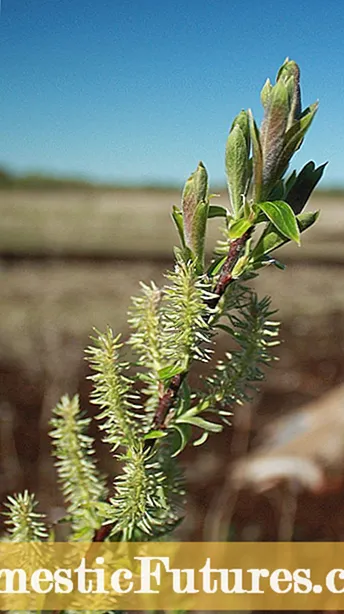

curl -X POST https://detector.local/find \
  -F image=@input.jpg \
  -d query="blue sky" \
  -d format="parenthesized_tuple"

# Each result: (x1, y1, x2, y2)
(1, 0, 343, 186)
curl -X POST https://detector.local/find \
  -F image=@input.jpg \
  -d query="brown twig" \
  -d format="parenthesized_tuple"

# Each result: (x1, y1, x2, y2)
(152, 373, 185, 430)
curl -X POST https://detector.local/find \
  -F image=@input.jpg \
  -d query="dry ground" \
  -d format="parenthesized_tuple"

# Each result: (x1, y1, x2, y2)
(1, 188, 343, 260)
(0, 188, 344, 542)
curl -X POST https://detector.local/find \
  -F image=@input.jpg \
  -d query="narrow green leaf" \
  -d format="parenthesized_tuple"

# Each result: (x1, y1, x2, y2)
(158, 361, 187, 381)
(225, 124, 249, 217)
(170, 424, 191, 457)
(207, 255, 227, 276)
(231, 254, 250, 279)
(275, 102, 318, 179)
(177, 414, 223, 433)
(229, 218, 253, 239)
(299, 210, 320, 230)
(287, 102, 318, 150)
(172, 206, 186, 247)
(248, 109, 263, 201)
(257, 200, 300, 244)
(193, 431, 209, 446)
(216, 323, 234, 335)
(143, 430, 167, 440)
(191, 200, 209, 273)
(179, 379, 191, 414)
(272, 259, 286, 270)
(285, 161, 327, 214)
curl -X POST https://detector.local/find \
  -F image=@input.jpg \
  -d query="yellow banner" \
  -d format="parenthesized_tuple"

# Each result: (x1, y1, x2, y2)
(2, 542, 344, 610)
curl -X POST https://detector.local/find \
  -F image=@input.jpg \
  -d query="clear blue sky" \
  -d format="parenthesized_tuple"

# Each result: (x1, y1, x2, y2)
(1, 0, 343, 186)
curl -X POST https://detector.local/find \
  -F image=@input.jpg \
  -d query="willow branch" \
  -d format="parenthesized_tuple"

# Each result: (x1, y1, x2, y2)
(151, 229, 251, 432)
(90, 230, 251, 544)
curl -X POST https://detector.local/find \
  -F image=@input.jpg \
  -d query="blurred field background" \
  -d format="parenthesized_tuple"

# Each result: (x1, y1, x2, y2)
(1, 175, 344, 544)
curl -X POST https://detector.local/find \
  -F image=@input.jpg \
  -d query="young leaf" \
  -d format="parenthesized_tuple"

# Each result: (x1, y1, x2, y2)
(260, 78, 272, 108)
(275, 102, 318, 179)
(182, 161, 208, 251)
(225, 124, 249, 217)
(276, 59, 302, 128)
(257, 200, 300, 244)
(248, 109, 263, 201)
(207, 254, 227, 276)
(158, 361, 187, 381)
(193, 430, 209, 446)
(260, 80, 289, 190)
(172, 206, 186, 247)
(231, 254, 250, 279)
(230, 109, 250, 150)
(229, 218, 253, 239)
(176, 413, 223, 433)
(191, 199, 209, 273)
(285, 161, 327, 214)
(143, 430, 167, 440)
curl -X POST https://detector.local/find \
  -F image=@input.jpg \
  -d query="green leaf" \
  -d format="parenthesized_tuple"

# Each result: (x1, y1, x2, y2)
(276, 59, 301, 128)
(225, 124, 249, 217)
(248, 109, 263, 201)
(260, 78, 272, 108)
(172, 206, 185, 247)
(285, 161, 327, 214)
(170, 424, 191, 457)
(177, 414, 223, 433)
(158, 360, 187, 381)
(229, 218, 253, 239)
(251, 210, 320, 260)
(257, 200, 300, 245)
(216, 323, 234, 335)
(288, 102, 318, 148)
(208, 204, 229, 218)
(231, 254, 250, 279)
(143, 430, 167, 440)
(272, 258, 286, 270)
(230, 109, 250, 149)
(182, 161, 208, 251)
(178, 379, 191, 414)
(207, 255, 227, 276)
(191, 199, 209, 273)
(193, 431, 209, 446)
(275, 102, 318, 179)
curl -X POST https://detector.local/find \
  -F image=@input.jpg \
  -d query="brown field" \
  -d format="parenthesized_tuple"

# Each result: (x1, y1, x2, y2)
(0, 187, 344, 541)
(1, 188, 344, 260)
